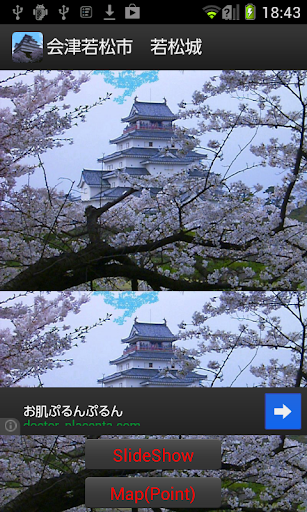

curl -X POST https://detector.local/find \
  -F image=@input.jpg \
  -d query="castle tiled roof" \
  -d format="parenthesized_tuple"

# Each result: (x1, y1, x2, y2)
(98, 147, 159, 163)
(140, 370, 204, 387)
(121, 320, 178, 344)
(78, 169, 110, 188)
(91, 186, 161, 203)
(110, 129, 176, 145)
(121, 167, 150, 176)
(110, 349, 178, 365)
(140, 149, 203, 165)
(98, 368, 204, 386)
(122, 100, 178, 123)
(99, 147, 203, 164)
(87, 168, 150, 182)
(94, 187, 130, 200)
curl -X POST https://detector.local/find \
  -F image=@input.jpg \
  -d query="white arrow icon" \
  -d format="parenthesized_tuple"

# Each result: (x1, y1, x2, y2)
(104, 4, 115, 20)
(106, 5, 114, 16)
(274, 404, 292, 419)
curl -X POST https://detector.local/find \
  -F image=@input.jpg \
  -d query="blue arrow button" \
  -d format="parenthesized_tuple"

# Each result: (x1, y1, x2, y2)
(265, 393, 301, 430)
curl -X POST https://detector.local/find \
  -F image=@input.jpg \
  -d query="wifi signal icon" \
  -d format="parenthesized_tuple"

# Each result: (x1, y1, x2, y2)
(203, 5, 221, 18)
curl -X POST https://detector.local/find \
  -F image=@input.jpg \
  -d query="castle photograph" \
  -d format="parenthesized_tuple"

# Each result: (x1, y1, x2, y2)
(77, 97, 205, 207)
(99, 318, 204, 387)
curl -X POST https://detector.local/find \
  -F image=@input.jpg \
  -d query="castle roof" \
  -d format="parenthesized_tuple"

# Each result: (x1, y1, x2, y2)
(122, 167, 150, 176)
(98, 147, 160, 163)
(110, 349, 178, 365)
(110, 129, 176, 145)
(90, 186, 161, 203)
(139, 370, 204, 387)
(140, 148, 203, 165)
(98, 368, 204, 386)
(78, 169, 110, 188)
(98, 147, 203, 164)
(103, 167, 150, 178)
(122, 99, 178, 123)
(121, 319, 178, 344)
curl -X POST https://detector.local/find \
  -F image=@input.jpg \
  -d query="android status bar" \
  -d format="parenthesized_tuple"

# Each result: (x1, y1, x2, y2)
(6, 3, 306, 23)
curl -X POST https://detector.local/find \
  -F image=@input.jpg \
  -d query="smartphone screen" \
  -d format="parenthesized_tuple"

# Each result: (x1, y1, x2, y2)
(1, 4, 307, 512)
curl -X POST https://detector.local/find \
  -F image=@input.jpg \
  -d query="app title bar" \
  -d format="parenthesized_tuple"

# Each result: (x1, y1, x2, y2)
(3, 24, 307, 69)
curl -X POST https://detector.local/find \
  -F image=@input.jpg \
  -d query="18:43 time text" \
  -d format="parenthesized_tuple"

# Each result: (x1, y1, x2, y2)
(263, 7, 300, 18)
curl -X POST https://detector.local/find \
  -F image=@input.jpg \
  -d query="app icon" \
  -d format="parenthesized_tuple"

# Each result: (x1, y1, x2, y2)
(125, 3, 140, 19)
(265, 393, 301, 430)
(12, 32, 43, 63)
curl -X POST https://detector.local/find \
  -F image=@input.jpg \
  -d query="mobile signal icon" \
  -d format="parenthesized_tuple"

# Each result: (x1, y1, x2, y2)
(222, 4, 240, 20)
(203, 5, 221, 19)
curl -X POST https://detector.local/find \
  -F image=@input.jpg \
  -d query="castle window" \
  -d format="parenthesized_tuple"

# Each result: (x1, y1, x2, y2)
(149, 141, 153, 147)
(149, 362, 153, 368)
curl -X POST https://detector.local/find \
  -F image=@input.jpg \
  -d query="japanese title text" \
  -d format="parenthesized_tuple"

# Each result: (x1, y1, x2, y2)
(46, 37, 203, 56)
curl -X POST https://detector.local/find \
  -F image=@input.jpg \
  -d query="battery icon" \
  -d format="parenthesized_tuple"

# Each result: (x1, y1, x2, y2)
(245, 4, 256, 19)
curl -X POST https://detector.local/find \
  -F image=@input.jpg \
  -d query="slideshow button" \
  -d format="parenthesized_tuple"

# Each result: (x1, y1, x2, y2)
(85, 439, 221, 469)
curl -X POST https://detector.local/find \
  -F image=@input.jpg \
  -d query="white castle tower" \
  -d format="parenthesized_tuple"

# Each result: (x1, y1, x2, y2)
(78, 98, 204, 207)
(98, 318, 204, 387)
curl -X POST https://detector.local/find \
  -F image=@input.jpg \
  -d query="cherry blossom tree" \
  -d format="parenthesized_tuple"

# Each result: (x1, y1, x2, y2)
(0, 71, 93, 195)
(0, 71, 110, 289)
(0, 291, 112, 386)
(2, 70, 307, 291)
(178, 291, 307, 387)
(12, 49, 43, 63)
